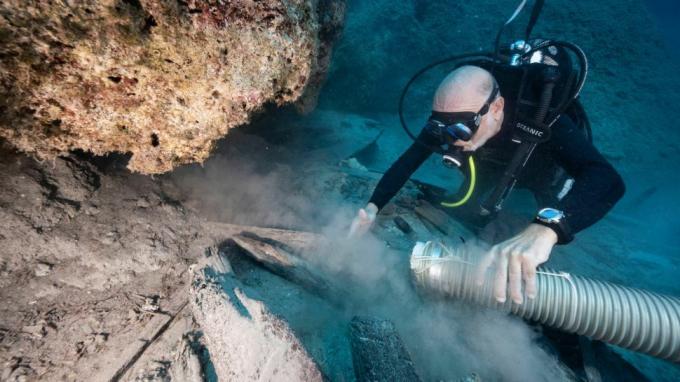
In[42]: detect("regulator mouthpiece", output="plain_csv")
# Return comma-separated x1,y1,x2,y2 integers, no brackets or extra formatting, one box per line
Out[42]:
442,146,466,168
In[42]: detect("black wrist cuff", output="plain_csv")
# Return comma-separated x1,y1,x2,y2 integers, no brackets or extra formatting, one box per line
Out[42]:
533,217,574,245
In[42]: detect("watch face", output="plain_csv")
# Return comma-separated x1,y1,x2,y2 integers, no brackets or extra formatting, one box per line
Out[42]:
539,208,564,222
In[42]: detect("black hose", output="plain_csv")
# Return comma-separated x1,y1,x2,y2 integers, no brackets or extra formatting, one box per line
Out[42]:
521,40,589,125
494,0,529,60
524,0,546,41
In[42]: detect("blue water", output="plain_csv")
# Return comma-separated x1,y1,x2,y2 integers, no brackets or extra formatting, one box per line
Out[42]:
312,0,680,379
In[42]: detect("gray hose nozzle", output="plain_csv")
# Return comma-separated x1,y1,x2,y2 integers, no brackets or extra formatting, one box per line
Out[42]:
410,241,680,363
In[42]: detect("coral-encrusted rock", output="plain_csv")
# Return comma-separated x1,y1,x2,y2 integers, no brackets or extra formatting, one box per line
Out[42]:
0,0,344,174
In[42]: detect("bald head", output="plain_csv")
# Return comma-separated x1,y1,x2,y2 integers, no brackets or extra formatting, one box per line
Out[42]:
433,65,497,112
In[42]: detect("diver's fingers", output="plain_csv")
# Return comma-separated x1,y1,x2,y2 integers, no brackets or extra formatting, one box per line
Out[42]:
453,141,476,152
523,259,538,299
347,220,359,238
508,251,523,304
493,252,509,303
475,248,496,286
348,209,372,238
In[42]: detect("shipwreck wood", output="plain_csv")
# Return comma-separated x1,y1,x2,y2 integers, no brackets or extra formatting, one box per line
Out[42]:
349,316,422,382
231,232,338,302
191,267,324,381
414,200,455,235
202,222,322,253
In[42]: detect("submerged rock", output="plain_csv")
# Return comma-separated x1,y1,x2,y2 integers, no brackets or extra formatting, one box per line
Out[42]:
349,316,422,382
0,0,345,174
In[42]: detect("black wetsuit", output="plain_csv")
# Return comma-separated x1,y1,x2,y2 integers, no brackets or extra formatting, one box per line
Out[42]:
368,111,625,241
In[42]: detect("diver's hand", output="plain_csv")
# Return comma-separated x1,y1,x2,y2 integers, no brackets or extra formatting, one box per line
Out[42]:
475,224,558,304
348,203,378,238
453,139,480,152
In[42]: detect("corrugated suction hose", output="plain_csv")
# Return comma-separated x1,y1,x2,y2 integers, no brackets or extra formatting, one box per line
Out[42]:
410,241,680,363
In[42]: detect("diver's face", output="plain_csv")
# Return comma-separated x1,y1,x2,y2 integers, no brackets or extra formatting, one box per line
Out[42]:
454,96,504,152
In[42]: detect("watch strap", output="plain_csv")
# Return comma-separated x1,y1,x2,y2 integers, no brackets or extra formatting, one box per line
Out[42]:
533,216,574,245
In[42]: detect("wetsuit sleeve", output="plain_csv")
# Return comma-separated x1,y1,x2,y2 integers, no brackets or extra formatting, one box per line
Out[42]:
548,116,626,234
368,129,438,210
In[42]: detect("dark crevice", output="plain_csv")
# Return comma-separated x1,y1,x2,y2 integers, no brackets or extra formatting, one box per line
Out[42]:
61,156,102,191
187,331,219,382
35,171,82,210
158,191,184,210
70,149,132,174
142,15,157,34
150,133,160,147
121,0,143,10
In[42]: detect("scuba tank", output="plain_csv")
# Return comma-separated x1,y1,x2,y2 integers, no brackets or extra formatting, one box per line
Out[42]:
398,0,590,215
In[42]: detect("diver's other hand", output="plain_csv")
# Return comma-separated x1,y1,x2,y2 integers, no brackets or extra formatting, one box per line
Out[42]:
453,139,480,152
475,223,558,304
348,203,378,238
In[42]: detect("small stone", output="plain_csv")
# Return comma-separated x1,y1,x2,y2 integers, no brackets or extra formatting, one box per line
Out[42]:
84,204,100,215
393,216,413,234
342,157,368,171
136,197,151,208
35,262,53,277
101,231,118,245
21,323,46,338
94,333,108,344
141,295,160,313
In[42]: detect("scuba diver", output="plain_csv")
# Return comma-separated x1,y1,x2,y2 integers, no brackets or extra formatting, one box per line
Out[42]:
348,2,635,376
349,0,626,307
349,62,625,305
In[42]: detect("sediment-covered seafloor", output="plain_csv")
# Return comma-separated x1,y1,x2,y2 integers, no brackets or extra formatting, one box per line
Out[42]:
0,0,344,174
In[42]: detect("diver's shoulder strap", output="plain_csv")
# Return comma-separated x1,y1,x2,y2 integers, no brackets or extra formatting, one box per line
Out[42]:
480,65,561,215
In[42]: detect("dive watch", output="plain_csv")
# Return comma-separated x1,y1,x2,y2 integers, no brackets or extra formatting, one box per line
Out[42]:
533,207,573,244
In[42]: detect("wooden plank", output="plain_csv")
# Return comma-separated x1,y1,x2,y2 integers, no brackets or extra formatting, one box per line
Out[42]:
414,200,455,236
349,316,422,382
201,222,322,253
413,200,473,244
230,233,340,303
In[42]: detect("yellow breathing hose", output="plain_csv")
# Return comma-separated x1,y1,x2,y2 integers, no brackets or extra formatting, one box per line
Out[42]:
441,156,476,208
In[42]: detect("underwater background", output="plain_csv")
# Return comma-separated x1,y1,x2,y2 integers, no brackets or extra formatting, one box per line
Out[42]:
316,0,680,293
305,0,680,379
